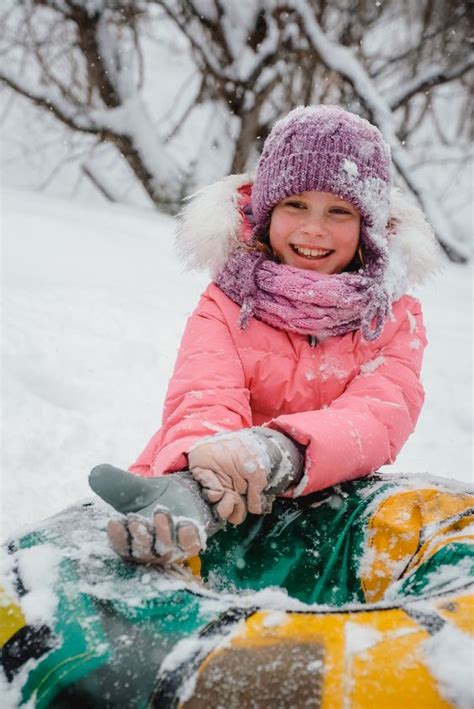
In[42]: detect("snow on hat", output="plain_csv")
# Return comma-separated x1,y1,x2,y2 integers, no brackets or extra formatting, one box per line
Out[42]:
252,105,392,249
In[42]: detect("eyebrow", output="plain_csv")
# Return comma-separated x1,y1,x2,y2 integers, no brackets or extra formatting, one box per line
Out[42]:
332,201,357,209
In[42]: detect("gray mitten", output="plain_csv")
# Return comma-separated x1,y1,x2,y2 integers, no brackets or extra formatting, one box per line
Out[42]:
89,464,223,565
254,427,305,495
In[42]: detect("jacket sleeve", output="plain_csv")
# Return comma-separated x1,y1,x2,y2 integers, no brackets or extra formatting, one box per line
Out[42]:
129,289,252,477
266,297,427,495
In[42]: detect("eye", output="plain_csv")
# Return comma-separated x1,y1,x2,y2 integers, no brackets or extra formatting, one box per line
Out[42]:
330,207,353,215
285,200,306,209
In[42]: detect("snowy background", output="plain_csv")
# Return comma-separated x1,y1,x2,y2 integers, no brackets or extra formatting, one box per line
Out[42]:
2,186,472,541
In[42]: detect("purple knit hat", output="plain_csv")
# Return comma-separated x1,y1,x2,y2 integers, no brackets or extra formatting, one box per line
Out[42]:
252,106,392,259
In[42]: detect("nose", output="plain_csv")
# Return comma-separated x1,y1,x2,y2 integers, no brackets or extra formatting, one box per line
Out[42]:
300,213,326,238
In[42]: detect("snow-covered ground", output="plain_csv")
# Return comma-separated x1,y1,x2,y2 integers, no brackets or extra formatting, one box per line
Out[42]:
2,188,473,541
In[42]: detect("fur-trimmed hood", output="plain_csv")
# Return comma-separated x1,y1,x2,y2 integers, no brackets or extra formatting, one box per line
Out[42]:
176,173,442,301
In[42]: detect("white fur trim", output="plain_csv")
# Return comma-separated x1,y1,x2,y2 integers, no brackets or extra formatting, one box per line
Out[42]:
384,187,443,297
175,174,443,290
176,173,254,277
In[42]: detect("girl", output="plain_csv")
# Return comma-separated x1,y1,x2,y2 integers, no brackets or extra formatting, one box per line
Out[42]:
103,105,440,566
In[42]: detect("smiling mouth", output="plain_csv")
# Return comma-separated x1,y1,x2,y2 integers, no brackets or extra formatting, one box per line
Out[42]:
291,245,334,260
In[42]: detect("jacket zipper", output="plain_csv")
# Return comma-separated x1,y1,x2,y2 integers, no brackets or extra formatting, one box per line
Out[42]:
308,335,317,348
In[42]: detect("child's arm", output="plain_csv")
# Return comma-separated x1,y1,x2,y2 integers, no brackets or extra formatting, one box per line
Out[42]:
130,288,253,477
264,296,426,495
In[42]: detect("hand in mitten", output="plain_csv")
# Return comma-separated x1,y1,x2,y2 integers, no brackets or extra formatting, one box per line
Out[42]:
107,508,204,566
89,465,221,566
187,428,303,524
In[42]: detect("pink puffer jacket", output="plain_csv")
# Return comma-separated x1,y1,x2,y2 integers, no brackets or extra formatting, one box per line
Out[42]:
130,283,426,494
130,175,440,494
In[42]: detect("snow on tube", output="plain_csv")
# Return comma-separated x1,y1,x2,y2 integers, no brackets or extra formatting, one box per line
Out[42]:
1,473,473,708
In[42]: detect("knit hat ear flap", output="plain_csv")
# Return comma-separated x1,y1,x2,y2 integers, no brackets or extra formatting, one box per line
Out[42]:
251,105,392,248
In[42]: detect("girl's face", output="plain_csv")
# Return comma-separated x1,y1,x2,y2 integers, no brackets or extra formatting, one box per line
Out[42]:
269,191,361,274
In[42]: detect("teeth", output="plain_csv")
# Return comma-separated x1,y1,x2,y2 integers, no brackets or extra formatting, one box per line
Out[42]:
293,245,332,258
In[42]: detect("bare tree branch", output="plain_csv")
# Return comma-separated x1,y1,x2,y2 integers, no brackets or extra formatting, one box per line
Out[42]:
0,72,99,133
371,10,468,80
24,13,84,108
389,55,474,112
82,163,118,202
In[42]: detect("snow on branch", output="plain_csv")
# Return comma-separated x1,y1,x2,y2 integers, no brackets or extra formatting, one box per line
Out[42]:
288,0,392,124
240,13,280,85
0,64,180,196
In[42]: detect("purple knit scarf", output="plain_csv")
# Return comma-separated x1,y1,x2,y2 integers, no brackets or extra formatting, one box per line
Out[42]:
215,251,390,341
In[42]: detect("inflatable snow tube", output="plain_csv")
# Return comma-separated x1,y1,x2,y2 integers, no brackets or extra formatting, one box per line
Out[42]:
1,473,473,708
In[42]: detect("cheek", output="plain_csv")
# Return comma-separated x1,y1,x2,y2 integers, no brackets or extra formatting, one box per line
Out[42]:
338,223,360,251
268,213,290,252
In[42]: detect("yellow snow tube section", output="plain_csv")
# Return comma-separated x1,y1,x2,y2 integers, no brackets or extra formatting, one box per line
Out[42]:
361,487,474,603
183,593,472,709
0,585,26,648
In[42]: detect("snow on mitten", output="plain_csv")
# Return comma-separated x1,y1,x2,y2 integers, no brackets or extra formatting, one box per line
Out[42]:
187,428,304,524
